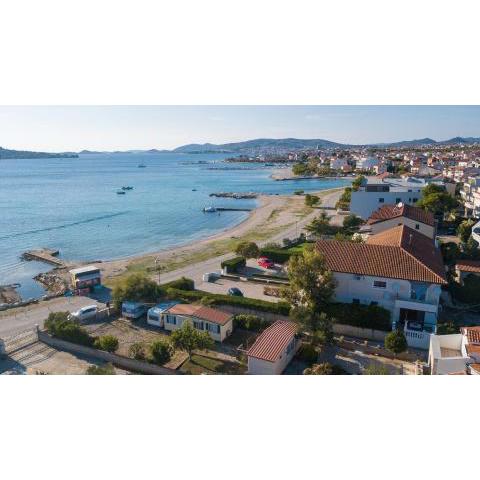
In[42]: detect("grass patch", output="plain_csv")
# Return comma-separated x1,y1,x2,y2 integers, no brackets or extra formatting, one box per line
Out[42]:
180,354,246,375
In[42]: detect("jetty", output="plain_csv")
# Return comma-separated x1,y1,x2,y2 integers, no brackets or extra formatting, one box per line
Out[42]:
216,207,252,212
209,192,257,199
22,248,65,266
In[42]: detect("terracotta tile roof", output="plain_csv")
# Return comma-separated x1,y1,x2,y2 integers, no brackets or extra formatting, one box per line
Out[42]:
462,326,480,344
456,260,480,273
166,303,232,325
193,306,232,326
315,225,447,284
247,321,297,363
366,203,435,227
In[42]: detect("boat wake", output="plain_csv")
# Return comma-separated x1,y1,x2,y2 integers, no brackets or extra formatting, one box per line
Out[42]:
0,211,130,240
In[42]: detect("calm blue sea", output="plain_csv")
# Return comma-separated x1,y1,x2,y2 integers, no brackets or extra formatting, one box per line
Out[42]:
0,153,350,299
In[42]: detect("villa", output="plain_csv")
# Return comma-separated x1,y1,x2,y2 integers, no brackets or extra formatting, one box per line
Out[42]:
363,203,435,238
429,326,480,375
316,224,447,349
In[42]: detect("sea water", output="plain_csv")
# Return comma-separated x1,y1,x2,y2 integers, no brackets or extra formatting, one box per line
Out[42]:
0,153,350,299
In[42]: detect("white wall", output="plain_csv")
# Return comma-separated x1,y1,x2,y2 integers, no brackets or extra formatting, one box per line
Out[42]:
350,190,421,219
162,314,232,342
248,338,300,375
369,217,435,238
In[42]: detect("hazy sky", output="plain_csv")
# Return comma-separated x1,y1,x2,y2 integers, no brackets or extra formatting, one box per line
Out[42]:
0,106,479,151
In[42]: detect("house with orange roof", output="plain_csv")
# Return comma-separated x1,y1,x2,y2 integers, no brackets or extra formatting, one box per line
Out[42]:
429,326,480,375
364,202,435,238
151,303,233,342
316,225,447,349
246,321,300,374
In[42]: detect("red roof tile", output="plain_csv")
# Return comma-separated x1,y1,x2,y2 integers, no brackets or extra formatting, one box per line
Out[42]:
315,225,447,284
367,203,435,227
167,304,232,325
456,260,480,273
247,321,297,363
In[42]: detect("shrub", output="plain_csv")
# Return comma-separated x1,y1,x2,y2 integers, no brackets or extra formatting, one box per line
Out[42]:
86,363,116,375
44,313,93,347
93,335,119,353
221,256,246,273
129,342,146,360
258,248,292,264
165,287,291,316
304,362,333,375
325,303,391,331
235,241,260,259
436,322,460,335
161,277,194,291
150,340,173,365
295,343,318,365
305,194,320,207
234,314,268,332
363,363,390,375
170,322,214,359
294,190,304,195
385,330,408,355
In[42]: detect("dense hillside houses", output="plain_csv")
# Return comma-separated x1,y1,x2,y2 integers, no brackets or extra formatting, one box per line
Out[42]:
316,225,447,349
362,203,435,238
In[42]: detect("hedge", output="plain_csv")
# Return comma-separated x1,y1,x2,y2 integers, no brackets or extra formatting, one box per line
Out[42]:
165,287,291,316
161,277,195,292
325,303,391,332
258,248,293,264
221,256,246,273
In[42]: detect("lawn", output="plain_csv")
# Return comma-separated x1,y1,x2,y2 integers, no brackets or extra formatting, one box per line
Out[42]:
288,242,314,254
180,353,247,375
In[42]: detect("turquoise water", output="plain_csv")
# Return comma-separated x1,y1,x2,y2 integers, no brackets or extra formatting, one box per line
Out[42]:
0,153,350,299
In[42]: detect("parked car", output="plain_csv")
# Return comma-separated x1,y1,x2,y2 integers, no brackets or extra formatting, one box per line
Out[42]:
228,287,244,297
69,304,98,322
258,257,275,269
203,272,221,282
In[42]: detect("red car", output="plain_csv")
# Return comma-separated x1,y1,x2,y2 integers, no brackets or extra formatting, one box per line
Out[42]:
258,257,275,269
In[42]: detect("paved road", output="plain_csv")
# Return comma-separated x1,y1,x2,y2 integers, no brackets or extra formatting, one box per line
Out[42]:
0,296,106,338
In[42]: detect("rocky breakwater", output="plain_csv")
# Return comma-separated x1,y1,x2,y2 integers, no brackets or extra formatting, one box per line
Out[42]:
209,192,258,199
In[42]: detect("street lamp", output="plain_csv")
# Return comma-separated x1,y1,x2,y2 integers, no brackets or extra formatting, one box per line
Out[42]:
154,256,162,284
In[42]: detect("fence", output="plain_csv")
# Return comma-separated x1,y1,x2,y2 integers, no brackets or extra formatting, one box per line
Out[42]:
332,323,388,342
37,329,180,375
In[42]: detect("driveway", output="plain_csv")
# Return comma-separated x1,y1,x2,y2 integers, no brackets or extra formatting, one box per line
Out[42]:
0,296,106,338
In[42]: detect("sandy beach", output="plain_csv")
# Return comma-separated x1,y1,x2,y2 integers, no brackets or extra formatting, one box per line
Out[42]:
94,187,344,284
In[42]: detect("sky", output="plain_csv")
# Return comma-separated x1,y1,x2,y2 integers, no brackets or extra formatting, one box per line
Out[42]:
0,105,479,152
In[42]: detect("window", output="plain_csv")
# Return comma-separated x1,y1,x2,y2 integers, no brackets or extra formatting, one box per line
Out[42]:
166,315,176,325
354,275,362,280
412,198,418,203
205,323,220,334
352,298,360,304
373,280,387,288
395,198,401,203
193,320,204,330
415,223,420,230
378,198,384,203
148,314,158,322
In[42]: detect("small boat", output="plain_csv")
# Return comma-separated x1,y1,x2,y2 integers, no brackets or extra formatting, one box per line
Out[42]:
116,190,126,195
121,186,134,190
138,163,146,168
192,188,197,191
203,206,217,213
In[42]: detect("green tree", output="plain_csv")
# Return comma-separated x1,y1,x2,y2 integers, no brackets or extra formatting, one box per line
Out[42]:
170,322,214,359
292,163,309,176
304,362,333,375
385,329,408,355
150,339,174,365
86,363,116,375
234,241,260,259
112,272,161,309
335,187,352,210
440,241,461,266
457,219,474,244
305,194,320,207
44,312,93,347
416,184,458,216
305,211,332,237
342,214,363,232
93,335,119,353
351,175,365,191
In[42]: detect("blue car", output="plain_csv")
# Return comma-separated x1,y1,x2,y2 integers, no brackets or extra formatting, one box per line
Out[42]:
228,287,243,297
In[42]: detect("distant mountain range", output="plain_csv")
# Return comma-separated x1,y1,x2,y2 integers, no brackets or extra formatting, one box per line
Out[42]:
2,136,479,159
0,147,78,159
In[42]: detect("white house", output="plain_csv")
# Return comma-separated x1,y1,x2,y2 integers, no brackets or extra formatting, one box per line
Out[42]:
350,177,443,219
429,326,480,375
356,156,379,171
316,225,447,349
460,175,480,218
330,157,348,170
246,321,300,374
155,303,233,342
364,203,435,238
